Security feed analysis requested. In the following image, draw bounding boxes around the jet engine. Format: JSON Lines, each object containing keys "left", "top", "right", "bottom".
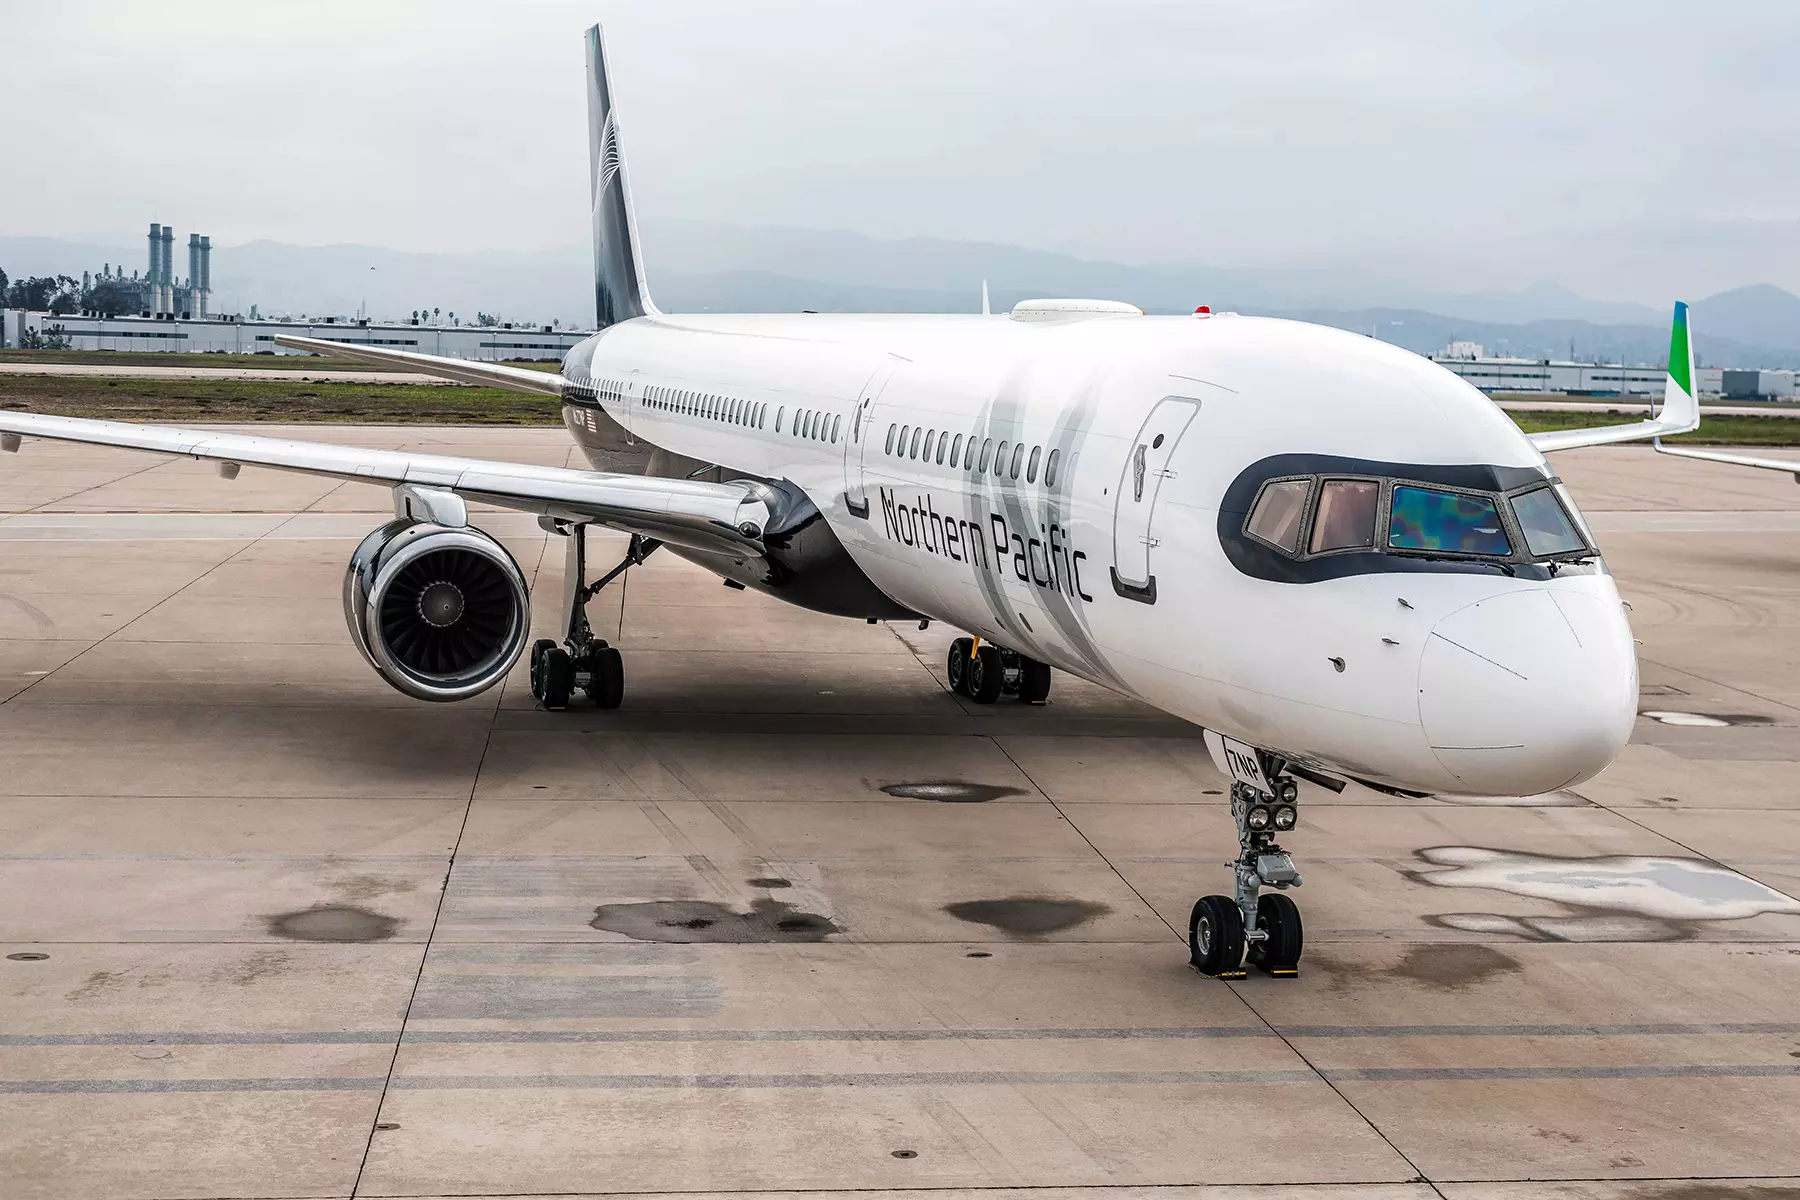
{"left": 344, "top": 520, "right": 531, "bottom": 702}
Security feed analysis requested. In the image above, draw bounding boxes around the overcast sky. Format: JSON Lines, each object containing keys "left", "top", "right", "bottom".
{"left": 5, "top": 1, "right": 1798, "bottom": 301}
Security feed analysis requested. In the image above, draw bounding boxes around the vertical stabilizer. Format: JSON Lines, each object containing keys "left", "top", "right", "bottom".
{"left": 586, "top": 24, "right": 656, "bottom": 328}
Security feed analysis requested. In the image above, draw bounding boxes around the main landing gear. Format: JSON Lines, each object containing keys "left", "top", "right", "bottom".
{"left": 946, "top": 637, "right": 1051, "bottom": 705}
{"left": 1189, "top": 774, "right": 1304, "bottom": 979}
{"left": 529, "top": 523, "right": 659, "bottom": 711}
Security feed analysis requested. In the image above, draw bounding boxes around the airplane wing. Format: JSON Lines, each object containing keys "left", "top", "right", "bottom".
{"left": 1652, "top": 438, "right": 1800, "bottom": 480}
{"left": 1527, "top": 302, "right": 1700, "bottom": 453}
{"left": 0, "top": 411, "right": 769, "bottom": 558}
{"left": 273, "top": 334, "right": 565, "bottom": 395}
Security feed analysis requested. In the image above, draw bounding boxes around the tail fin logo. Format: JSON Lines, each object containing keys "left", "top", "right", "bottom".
{"left": 597, "top": 111, "right": 622, "bottom": 197}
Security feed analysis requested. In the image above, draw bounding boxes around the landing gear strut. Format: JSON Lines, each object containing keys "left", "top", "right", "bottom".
{"left": 947, "top": 637, "right": 1052, "bottom": 705}
{"left": 1190, "top": 773, "right": 1304, "bottom": 979}
{"left": 529, "top": 523, "right": 659, "bottom": 710}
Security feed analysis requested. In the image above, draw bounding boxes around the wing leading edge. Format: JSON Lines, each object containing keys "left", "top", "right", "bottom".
{"left": 272, "top": 334, "right": 566, "bottom": 396}
{"left": 1527, "top": 302, "right": 1700, "bottom": 453}
{"left": 0, "top": 410, "right": 768, "bottom": 558}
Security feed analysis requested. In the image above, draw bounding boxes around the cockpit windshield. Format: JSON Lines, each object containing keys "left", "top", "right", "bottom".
{"left": 1509, "top": 487, "right": 1586, "bottom": 557}
{"left": 1389, "top": 486, "right": 1511, "bottom": 556}
{"left": 1242, "top": 472, "right": 1594, "bottom": 566}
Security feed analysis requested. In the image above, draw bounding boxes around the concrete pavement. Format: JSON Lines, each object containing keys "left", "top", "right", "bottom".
{"left": 1, "top": 432, "right": 1798, "bottom": 1198}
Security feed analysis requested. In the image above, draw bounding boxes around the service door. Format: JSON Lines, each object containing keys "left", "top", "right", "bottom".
{"left": 1110, "top": 395, "right": 1202, "bottom": 603}
{"left": 845, "top": 357, "right": 902, "bottom": 517}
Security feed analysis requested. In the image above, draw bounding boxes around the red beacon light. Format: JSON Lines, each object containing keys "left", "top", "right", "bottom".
{"left": 1194, "top": 305, "right": 1212, "bottom": 317}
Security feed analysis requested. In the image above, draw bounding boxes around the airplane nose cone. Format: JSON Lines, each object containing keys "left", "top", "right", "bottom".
{"left": 1418, "top": 589, "right": 1637, "bottom": 795}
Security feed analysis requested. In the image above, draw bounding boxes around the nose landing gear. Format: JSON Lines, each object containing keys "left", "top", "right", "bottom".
{"left": 1189, "top": 776, "right": 1304, "bottom": 979}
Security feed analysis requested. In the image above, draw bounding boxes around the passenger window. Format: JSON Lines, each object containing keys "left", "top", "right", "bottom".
{"left": 812, "top": 411, "right": 822, "bottom": 439}
{"left": 950, "top": 434, "right": 963, "bottom": 466}
{"left": 994, "top": 441, "right": 1009, "bottom": 475}
{"left": 1309, "top": 480, "right": 1379, "bottom": 553}
{"left": 910, "top": 427, "right": 922, "bottom": 458}
{"left": 898, "top": 424, "right": 909, "bottom": 453}
{"left": 1511, "top": 487, "right": 1586, "bottom": 557}
{"left": 1026, "top": 445, "right": 1041, "bottom": 483}
{"left": 831, "top": 414, "right": 841, "bottom": 443}
{"left": 936, "top": 433, "right": 948, "bottom": 465}
{"left": 1245, "top": 479, "right": 1310, "bottom": 555}
{"left": 979, "top": 438, "right": 994, "bottom": 472}
{"left": 1045, "top": 448, "right": 1061, "bottom": 488}
{"left": 776, "top": 407, "right": 786, "bottom": 433}
{"left": 886, "top": 424, "right": 897, "bottom": 454}
{"left": 1389, "top": 485, "right": 1512, "bottom": 556}
{"left": 923, "top": 430, "right": 936, "bottom": 460}
{"left": 1009, "top": 442, "right": 1025, "bottom": 479}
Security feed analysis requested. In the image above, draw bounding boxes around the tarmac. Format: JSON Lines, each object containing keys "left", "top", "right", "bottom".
{"left": 0, "top": 428, "right": 1798, "bottom": 1199}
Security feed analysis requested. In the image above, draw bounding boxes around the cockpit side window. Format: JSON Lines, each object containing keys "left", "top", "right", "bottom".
{"left": 1309, "top": 479, "right": 1379, "bottom": 554}
{"left": 1511, "top": 487, "right": 1588, "bottom": 557}
{"left": 1389, "top": 485, "right": 1511, "bottom": 556}
{"left": 1244, "top": 478, "right": 1311, "bottom": 555}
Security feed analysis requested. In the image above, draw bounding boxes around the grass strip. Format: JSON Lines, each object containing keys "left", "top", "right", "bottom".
{"left": 0, "top": 374, "right": 561, "bottom": 424}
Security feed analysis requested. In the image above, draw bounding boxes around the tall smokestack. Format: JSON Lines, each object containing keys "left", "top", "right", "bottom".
{"left": 147, "top": 223, "right": 162, "bottom": 309}
{"left": 187, "top": 235, "right": 201, "bottom": 317}
{"left": 198, "top": 236, "right": 212, "bottom": 317}
{"left": 160, "top": 227, "right": 176, "bottom": 314}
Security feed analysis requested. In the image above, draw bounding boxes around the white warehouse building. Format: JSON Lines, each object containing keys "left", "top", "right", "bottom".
{"left": 1, "top": 311, "right": 589, "bottom": 362}
{"left": 1431, "top": 344, "right": 1729, "bottom": 398}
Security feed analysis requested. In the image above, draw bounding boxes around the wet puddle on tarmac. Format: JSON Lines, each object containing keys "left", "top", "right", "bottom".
{"left": 881, "top": 781, "right": 1027, "bottom": 803}
{"left": 1412, "top": 846, "right": 1800, "bottom": 941}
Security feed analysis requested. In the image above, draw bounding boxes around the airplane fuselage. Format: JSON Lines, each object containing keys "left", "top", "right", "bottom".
{"left": 555, "top": 308, "right": 1638, "bottom": 798}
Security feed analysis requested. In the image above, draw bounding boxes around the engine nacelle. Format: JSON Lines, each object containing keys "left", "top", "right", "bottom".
{"left": 344, "top": 520, "right": 531, "bottom": 702}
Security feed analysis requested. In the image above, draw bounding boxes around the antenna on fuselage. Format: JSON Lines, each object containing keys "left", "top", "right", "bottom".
{"left": 981, "top": 279, "right": 990, "bottom": 316}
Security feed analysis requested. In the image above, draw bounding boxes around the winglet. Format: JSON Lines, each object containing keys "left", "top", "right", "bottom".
{"left": 1528, "top": 301, "right": 1701, "bottom": 453}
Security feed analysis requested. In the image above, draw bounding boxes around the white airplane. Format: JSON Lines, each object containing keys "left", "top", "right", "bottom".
{"left": 0, "top": 25, "right": 1703, "bottom": 979}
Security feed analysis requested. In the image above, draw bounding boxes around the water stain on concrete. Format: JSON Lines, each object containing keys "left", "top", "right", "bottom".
{"left": 1627, "top": 1186, "right": 1800, "bottom": 1200}
{"left": 881, "top": 781, "right": 1027, "bottom": 803}
{"left": 944, "top": 897, "right": 1110, "bottom": 938}
{"left": 1641, "top": 709, "right": 1776, "bottom": 728}
{"left": 266, "top": 905, "right": 399, "bottom": 943}
{"left": 590, "top": 898, "right": 840, "bottom": 943}
{"left": 210, "top": 949, "right": 292, "bottom": 986}
{"left": 1384, "top": 944, "right": 1522, "bottom": 990}
{"left": 1409, "top": 846, "right": 1800, "bottom": 942}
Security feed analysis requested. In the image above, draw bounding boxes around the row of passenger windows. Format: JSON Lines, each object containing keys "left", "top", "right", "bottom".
{"left": 639, "top": 385, "right": 847, "bottom": 446}
{"left": 643, "top": 385, "right": 768, "bottom": 430}
{"left": 1244, "top": 474, "right": 1592, "bottom": 562}
{"left": 785, "top": 407, "right": 842, "bottom": 444}
{"left": 884, "top": 423, "right": 1063, "bottom": 488}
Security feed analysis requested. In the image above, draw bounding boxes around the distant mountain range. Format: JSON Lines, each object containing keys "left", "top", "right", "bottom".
{"left": 6, "top": 226, "right": 1799, "bottom": 367}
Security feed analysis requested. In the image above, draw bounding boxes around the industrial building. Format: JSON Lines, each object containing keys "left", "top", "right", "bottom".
{"left": 76, "top": 223, "right": 215, "bottom": 318}
{"left": 1431, "top": 342, "right": 1734, "bottom": 398}
{"left": 1, "top": 309, "right": 586, "bottom": 362}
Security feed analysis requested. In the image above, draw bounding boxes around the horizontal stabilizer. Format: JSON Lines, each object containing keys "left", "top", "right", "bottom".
{"left": 272, "top": 335, "right": 566, "bottom": 397}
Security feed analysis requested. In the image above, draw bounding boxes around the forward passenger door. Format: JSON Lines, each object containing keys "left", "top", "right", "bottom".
{"left": 1110, "top": 395, "right": 1202, "bottom": 603}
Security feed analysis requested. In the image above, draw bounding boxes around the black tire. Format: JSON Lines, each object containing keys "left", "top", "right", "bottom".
{"left": 528, "top": 639, "right": 558, "bottom": 701}
{"left": 1188, "top": 895, "right": 1245, "bottom": 977}
{"left": 946, "top": 638, "right": 974, "bottom": 696}
{"left": 1248, "top": 891, "right": 1303, "bottom": 975}
{"left": 1017, "top": 657, "right": 1052, "bottom": 704}
{"left": 967, "top": 644, "right": 1004, "bottom": 704}
{"left": 582, "top": 644, "right": 624, "bottom": 709}
{"left": 540, "top": 647, "right": 574, "bottom": 710}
